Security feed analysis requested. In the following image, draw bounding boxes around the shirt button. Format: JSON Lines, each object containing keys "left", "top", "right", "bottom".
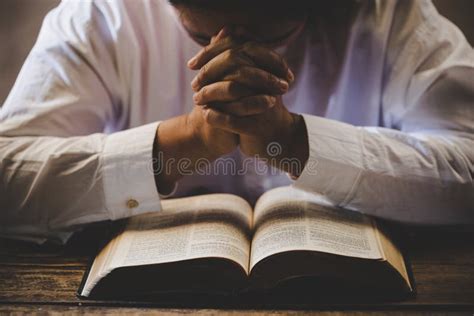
{"left": 127, "top": 199, "right": 139, "bottom": 209}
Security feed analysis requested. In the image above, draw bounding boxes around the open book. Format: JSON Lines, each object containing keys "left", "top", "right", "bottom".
{"left": 79, "top": 186, "right": 413, "bottom": 302}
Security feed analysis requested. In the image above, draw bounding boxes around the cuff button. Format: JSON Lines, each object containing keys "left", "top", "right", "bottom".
{"left": 127, "top": 199, "right": 139, "bottom": 209}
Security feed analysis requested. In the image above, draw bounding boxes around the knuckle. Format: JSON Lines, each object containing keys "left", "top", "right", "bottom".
{"left": 236, "top": 66, "right": 251, "bottom": 81}
{"left": 196, "top": 65, "right": 208, "bottom": 85}
{"left": 199, "top": 87, "right": 207, "bottom": 101}
{"left": 233, "top": 66, "right": 251, "bottom": 81}
{"left": 278, "top": 54, "right": 288, "bottom": 69}
{"left": 262, "top": 95, "right": 276, "bottom": 107}
{"left": 201, "top": 45, "right": 211, "bottom": 56}
{"left": 265, "top": 72, "right": 278, "bottom": 86}
{"left": 232, "top": 68, "right": 243, "bottom": 79}
{"left": 266, "top": 95, "right": 275, "bottom": 105}
{"left": 236, "top": 46, "right": 253, "bottom": 65}
{"left": 226, "top": 81, "right": 239, "bottom": 96}
{"left": 224, "top": 36, "right": 238, "bottom": 47}
{"left": 199, "top": 63, "right": 209, "bottom": 76}
{"left": 227, "top": 50, "right": 242, "bottom": 69}
{"left": 226, "top": 49, "right": 238, "bottom": 61}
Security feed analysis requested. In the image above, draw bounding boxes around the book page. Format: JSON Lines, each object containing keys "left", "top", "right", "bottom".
{"left": 374, "top": 223, "right": 411, "bottom": 288}
{"left": 82, "top": 194, "right": 253, "bottom": 296}
{"left": 250, "top": 187, "right": 382, "bottom": 270}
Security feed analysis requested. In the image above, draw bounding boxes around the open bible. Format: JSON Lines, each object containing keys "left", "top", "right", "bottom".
{"left": 79, "top": 187, "right": 414, "bottom": 302}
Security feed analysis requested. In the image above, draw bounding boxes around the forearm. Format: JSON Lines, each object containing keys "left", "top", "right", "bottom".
{"left": 294, "top": 114, "right": 474, "bottom": 224}
{"left": 0, "top": 123, "right": 161, "bottom": 243}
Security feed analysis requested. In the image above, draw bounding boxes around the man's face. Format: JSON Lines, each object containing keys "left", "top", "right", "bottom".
{"left": 174, "top": 4, "right": 308, "bottom": 48}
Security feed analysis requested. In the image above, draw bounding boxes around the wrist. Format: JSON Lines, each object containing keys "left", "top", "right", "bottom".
{"left": 186, "top": 109, "right": 236, "bottom": 160}
{"left": 184, "top": 111, "right": 219, "bottom": 161}
{"left": 154, "top": 117, "right": 186, "bottom": 194}
{"left": 153, "top": 126, "right": 176, "bottom": 196}
{"left": 154, "top": 114, "right": 206, "bottom": 193}
{"left": 284, "top": 113, "right": 309, "bottom": 177}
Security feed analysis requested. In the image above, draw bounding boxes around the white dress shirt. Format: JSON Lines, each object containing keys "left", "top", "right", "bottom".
{"left": 0, "top": 0, "right": 473, "bottom": 243}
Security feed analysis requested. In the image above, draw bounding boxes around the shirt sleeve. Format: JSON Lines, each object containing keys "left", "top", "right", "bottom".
{"left": 294, "top": 0, "right": 474, "bottom": 225}
{"left": 0, "top": 1, "right": 162, "bottom": 243}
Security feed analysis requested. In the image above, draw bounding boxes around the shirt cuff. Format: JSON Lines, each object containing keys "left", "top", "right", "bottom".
{"left": 293, "top": 114, "right": 363, "bottom": 207}
{"left": 102, "top": 122, "right": 162, "bottom": 220}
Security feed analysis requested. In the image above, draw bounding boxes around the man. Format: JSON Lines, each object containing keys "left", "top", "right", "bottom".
{"left": 0, "top": 0, "right": 473, "bottom": 243}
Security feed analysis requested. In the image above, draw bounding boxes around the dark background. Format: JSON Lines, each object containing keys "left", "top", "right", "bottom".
{"left": 0, "top": 0, "right": 472, "bottom": 106}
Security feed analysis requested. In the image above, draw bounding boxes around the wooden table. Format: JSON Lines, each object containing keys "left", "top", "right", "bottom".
{"left": 1, "top": 224, "right": 473, "bottom": 315}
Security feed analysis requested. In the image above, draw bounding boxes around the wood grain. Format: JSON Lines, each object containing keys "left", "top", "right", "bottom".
{"left": 0, "top": 305, "right": 469, "bottom": 315}
{"left": 0, "top": 225, "right": 473, "bottom": 313}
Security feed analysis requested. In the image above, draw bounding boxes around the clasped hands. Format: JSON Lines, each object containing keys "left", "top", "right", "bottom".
{"left": 186, "top": 27, "right": 308, "bottom": 174}
{"left": 154, "top": 27, "right": 309, "bottom": 193}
